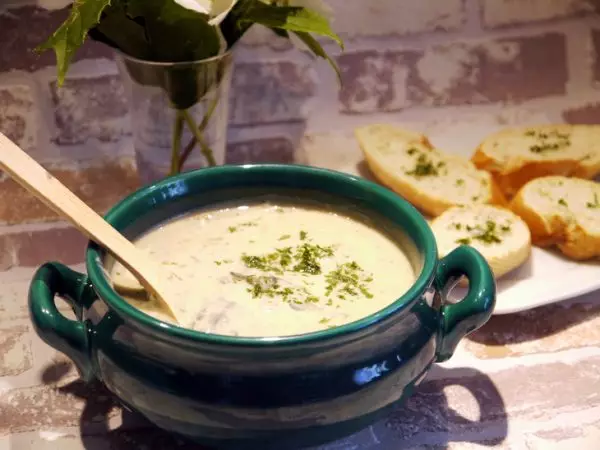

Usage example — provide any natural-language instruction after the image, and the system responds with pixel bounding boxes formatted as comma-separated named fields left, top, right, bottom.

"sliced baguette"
left=510, top=176, right=600, bottom=260
left=355, top=124, right=506, bottom=217
left=472, top=125, right=600, bottom=198
left=431, top=205, right=532, bottom=279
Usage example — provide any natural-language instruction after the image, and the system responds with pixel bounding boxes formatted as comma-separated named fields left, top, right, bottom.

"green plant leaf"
left=36, top=0, right=112, bottom=85
left=271, top=27, right=290, bottom=39
left=219, top=0, right=256, bottom=47
left=122, top=0, right=225, bottom=109
left=238, top=3, right=343, bottom=48
left=127, top=0, right=222, bottom=62
left=90, top=4, right=152, bottom=60
left=293, top=31, right=341, bottom=84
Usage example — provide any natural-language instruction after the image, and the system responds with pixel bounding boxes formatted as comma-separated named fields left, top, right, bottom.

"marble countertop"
left=1, top=147, right=599, bottom=449
left=1, top=267, right=599, bottom=450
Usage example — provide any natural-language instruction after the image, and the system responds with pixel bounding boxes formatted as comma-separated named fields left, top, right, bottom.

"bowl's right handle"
left=28, top=262, right=96, bottom=381
left=434, top=246, right=496, bottom=362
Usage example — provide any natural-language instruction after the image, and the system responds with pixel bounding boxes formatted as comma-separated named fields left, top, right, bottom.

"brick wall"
left=1, top=0, right=600, bottom=270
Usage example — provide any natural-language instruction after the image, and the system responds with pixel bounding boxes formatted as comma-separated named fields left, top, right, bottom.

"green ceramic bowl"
left=28, top=164, right=495, bottom=449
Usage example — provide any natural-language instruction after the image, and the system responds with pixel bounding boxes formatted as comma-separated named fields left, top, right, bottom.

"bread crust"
left=363, top=150, right=450, bottom=216
left=471, top=125, right=600, bottom=198
left=509, top=189, right=558, bottom=247
left=472, top=147, right=579, bottom=198
left=357, top=126, right=506, bottom=217
left=431, top=205, right=532, bottom=279
left=490, top=177, right=509, bottom=207
left=509, top=177, right=600, bottom=260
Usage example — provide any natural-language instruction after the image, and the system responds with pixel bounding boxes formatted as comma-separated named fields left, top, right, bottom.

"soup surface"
left=109, top=195, right=417, bottom=337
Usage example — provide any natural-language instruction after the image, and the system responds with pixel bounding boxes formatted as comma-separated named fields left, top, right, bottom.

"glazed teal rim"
left=86, top=164, right=438, bottom=346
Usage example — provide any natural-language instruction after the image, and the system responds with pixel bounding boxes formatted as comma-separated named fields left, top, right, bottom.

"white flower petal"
left=173, top=0, right=212, bottom=15
left=212, top=0, right=239, bottom=15
left=207, top=0, right=239, bottom=25
left=37, top=0, right=72, bottom=10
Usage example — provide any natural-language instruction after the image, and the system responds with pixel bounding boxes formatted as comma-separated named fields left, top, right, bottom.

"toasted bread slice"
left=472, top=125, right=600, bottom=198
left=431, top=205, right=531, bottom=279
left=510, top=176, right=600, bottom=260
left=355, top=124, right=506, bottom=217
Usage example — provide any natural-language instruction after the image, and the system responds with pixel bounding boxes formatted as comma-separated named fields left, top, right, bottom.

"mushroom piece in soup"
left=108, top=195, right=418, bottom=337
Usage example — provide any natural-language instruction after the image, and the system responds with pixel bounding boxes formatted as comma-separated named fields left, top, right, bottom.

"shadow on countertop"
left=467, top=298, right=600, bottom=348
left=34, top=364, right=508, bottom=450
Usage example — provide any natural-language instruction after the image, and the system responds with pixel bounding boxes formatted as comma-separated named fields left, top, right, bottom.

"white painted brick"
left=239, top=25, right=293, bottom=50
left=482, top=0, right=595, bottom=28
left=327, top=0, right=465, bottom=37
left=0, top=85, right=36, bottom=151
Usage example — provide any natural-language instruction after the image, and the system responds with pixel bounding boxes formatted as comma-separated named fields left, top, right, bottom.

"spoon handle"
left=0, top=132, right=179, bottom=322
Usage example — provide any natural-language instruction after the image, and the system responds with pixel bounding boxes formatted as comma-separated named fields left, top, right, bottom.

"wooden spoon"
left=0, top=132, right=188, bottom=325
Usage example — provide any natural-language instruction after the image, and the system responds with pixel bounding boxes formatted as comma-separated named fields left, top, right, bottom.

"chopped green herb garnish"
left=406, top=154, right=439, bottom=178
left=232, top=273, right=312, bottom=303
left=528, top=130, right=571, bottom=153
left=452, top=223, right=463, bottom=230
left=292, top=243, right=334, bottom=275
left=455, top=220, right=511, bottom=246
left=279, top=234, right=291, bottom=241
left=456, top=179, right=465, bottom=186
left=586, top=193, right=599, bottom=209
left=214, top=259, right=233, bottom=266
left=241, top=243, right=333, bottom=275
left=229, top=221, right=258, bottom=233
left=472, top=220, right=502, bottom=244
left=525, top=130, right=536, bottom=137
left=407, top=147, right=418, bottom=155
left=319, top=318, right=331, bottom=324
left=325, top=261, right=373, bottom=299
left=236, top=274, right=281, bottom=298
left=558, top=198, right=568, bottom=207
left=300, top=230, right=308, bottom=240
left=241, top=254, right=270, bottom=271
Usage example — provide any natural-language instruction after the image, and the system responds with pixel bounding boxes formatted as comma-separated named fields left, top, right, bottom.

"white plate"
left=421, top=128, right=600, bottom=315
left=301, top=129, right=600, bottom=316
left=449, top=248, right=600, bottom=315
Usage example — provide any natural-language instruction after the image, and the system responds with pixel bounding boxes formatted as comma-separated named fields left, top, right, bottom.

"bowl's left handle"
left=434, top=246, right=496, bottom=362
left=29, top=262, right=96, bottom=382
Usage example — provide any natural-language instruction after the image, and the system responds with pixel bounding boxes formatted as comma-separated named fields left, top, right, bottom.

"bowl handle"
left=28, top=262, right=96, bottom=381
left=434, top=246, right=496, bottom=362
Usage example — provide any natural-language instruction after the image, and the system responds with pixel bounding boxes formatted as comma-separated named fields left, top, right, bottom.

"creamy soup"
left=108, top=195, right=418, bottom=337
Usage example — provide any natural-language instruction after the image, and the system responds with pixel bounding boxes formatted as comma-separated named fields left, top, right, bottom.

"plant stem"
left=181, top=109, right=217, bottom=167
left=178, top=93, right=220, bottom=171
left=170, top=110, right=185, bottom=176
